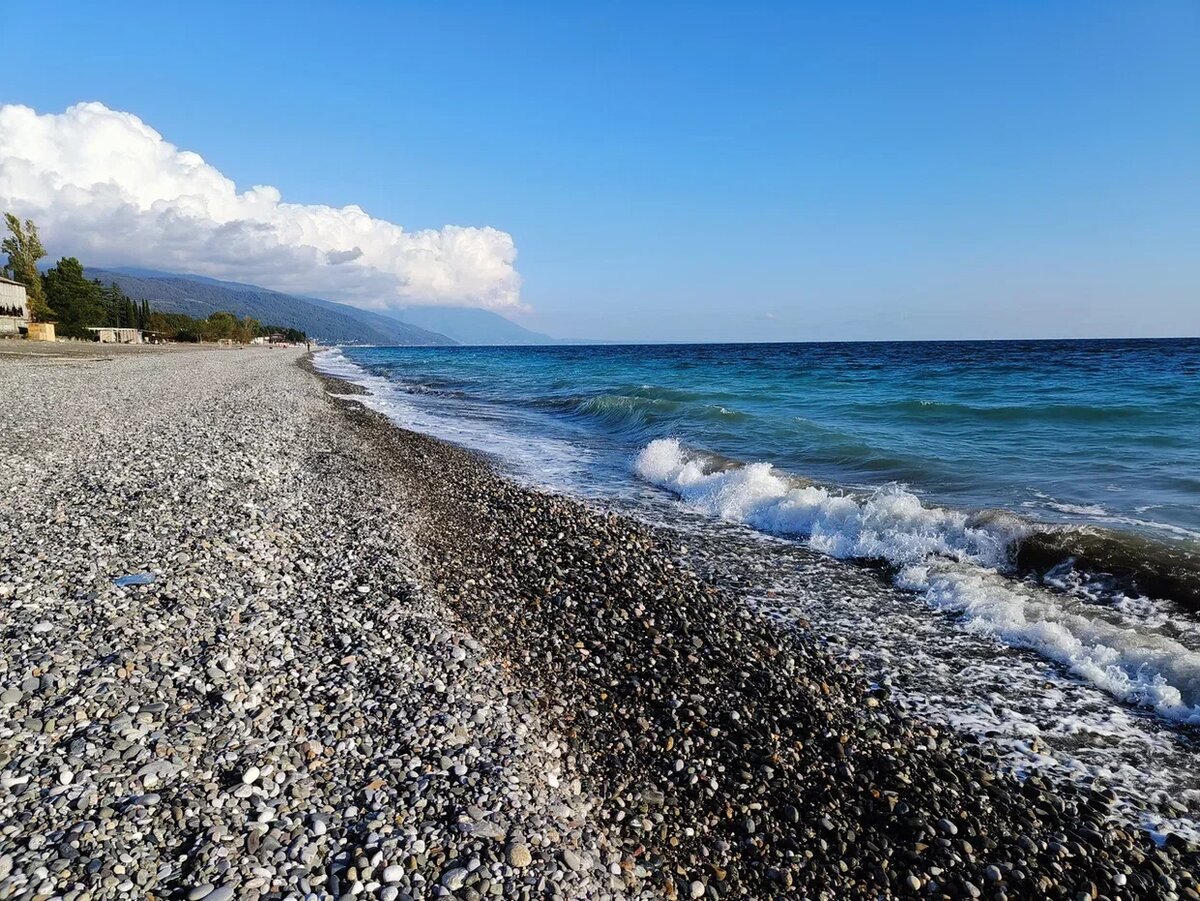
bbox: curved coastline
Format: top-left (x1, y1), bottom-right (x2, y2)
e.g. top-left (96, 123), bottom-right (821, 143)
top-left (1, 343), bottom-right (1195, 901)
top-left (309, 352), bottom-right (1200, 898)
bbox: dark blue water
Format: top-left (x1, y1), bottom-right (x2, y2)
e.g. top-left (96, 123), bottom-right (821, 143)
top-left (317, 337), bottom-right (1200, 840)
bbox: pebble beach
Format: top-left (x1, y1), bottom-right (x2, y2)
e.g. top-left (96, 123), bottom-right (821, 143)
top-left (1, 345), bottom-right (1197, 901)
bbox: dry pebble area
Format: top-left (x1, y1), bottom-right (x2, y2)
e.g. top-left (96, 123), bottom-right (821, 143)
top-left (1, 348), bottom-right (643, 901)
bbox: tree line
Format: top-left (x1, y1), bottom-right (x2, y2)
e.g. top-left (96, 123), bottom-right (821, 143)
top-left (2, 214), bottom-right (306, 344)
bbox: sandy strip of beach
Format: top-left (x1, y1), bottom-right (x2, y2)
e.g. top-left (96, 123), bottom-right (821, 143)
top-left (1, 345), bottom-right (1196, 901)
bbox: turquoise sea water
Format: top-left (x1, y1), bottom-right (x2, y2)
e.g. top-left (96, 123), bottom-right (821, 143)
top-left (318, 338), bottom-right (1200, 838)
top-left (334, 339), bottom-right (1200, 539)
top-left (326, 340), bottom-right (1200, 609)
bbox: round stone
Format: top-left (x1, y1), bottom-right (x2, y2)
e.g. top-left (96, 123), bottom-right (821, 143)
top-left (506, 844), bottom-right (532, 869)
top-left (441, 867), bottom-right (468, 890)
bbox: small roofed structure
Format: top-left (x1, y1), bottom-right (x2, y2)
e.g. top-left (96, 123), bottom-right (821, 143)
top-left (88, 326), bottom-right (143, 344)
top-left (251, 333), bottom-right (290, 347)
top-left (0, 275), bottom-right (29, 337)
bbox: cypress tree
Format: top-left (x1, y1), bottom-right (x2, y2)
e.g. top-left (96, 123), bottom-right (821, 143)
top-left (107, 283), bottom-right (121, 326)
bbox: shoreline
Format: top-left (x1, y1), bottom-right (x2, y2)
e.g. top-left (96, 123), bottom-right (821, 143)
top-left (307, 357), bottom-right (1199, 898)
top-left (309, 345), bottom-right (1200, 815)
top-left (0, 348), bottom-right (1195, 901)
top-left (2, 348), bottom-right (625, 901)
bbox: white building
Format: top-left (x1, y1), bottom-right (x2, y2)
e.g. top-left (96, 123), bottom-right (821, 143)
top-left (88, 327), bottom-right (143, 344)
top-left (0, 275), bottom-right (29, 337)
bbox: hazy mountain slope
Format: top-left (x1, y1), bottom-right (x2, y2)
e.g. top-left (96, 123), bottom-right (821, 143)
top-left (388, 305), bottom-right (558, 345)
top-left (85, 268), bottom-right (456, 346)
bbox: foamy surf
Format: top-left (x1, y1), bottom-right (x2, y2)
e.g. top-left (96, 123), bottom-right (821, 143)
top-left (635, 438), bottom-right (1028, 568)
top-left (635, 437), bottom-right (1200, 725)
top-left (314, 348), bottom-right (592, 490)
top-left (314, 341), bottom-right (1200, 846)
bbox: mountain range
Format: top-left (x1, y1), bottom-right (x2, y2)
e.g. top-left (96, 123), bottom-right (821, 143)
top-left (385, 305), bottom-right (558, 345)
top-left (83, 268), bottom-right (561, 346)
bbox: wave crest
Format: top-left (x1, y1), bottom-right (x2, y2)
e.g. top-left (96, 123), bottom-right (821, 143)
top-left (635, 438), bottom-right (1024, 569)
top-left (634, 437), bottom-right (1200, 724)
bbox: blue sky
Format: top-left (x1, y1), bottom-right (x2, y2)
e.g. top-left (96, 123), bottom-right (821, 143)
top-left (2, 1), bottom-right (1198, 341)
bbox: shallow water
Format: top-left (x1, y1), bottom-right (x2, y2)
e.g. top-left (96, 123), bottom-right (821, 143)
top-left (315, 339), bottom-right (1200, 841)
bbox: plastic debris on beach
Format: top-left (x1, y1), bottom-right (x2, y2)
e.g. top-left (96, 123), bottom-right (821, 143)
top-left (113, 572), bottom-right (155, 587)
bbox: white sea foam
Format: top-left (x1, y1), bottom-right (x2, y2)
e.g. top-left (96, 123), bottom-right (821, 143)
top-left (635, 437), bottom-right (1200, 724)
top-left (1047, 501), bottom-right (1109, 517)
top-left (314, 348), bottom-right (590, 489)
top-left (635, 438), bottom-right (1026, 569)
top-left (1033, 492), bottom-right (1199, 540)
top-left (1102, 516), bottom-right (1200, 541)
top-left (896, 563), bottom-right (1200, 723)
top-left (313, 347), bottom-right (377, 380)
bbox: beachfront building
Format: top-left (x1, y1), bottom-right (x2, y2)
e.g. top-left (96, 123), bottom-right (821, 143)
top-left (251, 333), bottom-right (290, 347)
top-left (0, 275), bottom-right (29, 337)
top-left (88, 326), bottom-right (143, 344)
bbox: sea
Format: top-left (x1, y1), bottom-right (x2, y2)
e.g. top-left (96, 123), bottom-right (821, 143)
top-left (315, 338), bottom-right (1200, 842)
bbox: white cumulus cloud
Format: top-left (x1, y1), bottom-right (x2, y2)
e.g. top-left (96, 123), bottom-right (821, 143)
top-left (0, 102), bottom-right (523, 311)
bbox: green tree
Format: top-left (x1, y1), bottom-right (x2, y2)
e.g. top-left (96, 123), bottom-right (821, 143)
top-left (146, 310), bottom-right (200, 342)
top-left (43, 257), bottom-right (106, 339)
top-left (102, 282), bottom-right (126, 327)
top-left (233, 315), bottom-right (259, 344)
top-left (205, 311), bottom-right (238, 341)
top-left (2, 213), bottom-right (53, 321)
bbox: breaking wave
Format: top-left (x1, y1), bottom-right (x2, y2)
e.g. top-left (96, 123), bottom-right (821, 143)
top-left (635, 437), bottom-right (1200, 724)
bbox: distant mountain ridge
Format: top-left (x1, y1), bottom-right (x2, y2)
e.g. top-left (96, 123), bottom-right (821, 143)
top-left (84, 268), bottom-right (571, 346)
top-left (84, 268), bottom-right (455, 346)
top-left (387, 305), bottom-right (559, 345)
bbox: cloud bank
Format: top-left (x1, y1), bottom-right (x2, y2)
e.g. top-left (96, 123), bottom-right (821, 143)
top-left (0, 102), bottom-right (522, 311)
